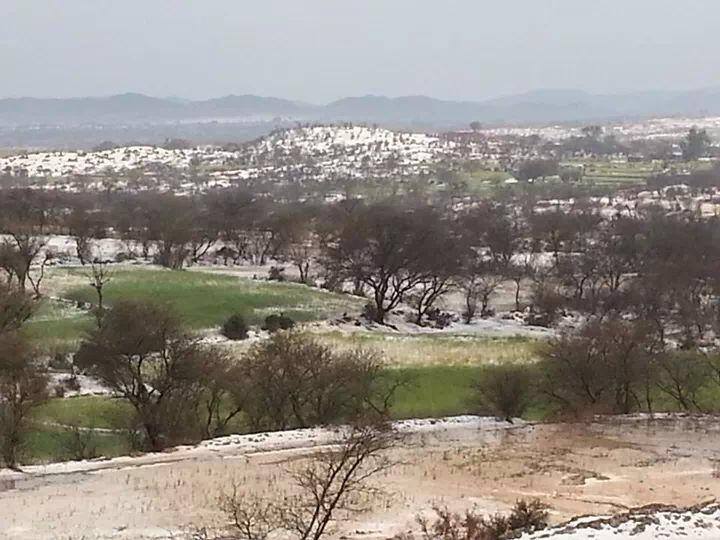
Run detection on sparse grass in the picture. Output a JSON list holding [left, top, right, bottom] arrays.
[[315, 331, 539, 366], [462, 169, 513, 194], [57, 267, 363, 329]]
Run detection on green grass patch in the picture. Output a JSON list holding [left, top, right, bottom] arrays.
[[31, 395, 133, 430], [21, 299, 94, 352], [60, 267, 363, 329], [389, 365, 481, 418], [23, 427, 130, 464]]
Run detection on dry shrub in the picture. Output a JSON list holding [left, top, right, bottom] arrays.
[[412, 499, 548, 540], [474, 364, 532, 421]]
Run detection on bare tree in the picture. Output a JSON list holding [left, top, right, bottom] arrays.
[[654, 351, 710, 412], [74, 300, 213, 450], [322, 204, 447, 323], [238, 332, 401, 431], [218, 421, 398, 540], [85, 260, 113, 327], [460, 261, 503, 323], [0, 333, 48, 469], [0, 286, 35, 335], [538, 319, 661, 415]]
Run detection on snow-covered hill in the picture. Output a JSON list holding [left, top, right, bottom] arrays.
[[0, 145, 236, 178], [0, 126, 458, 184]]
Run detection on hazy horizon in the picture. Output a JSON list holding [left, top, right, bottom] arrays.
[[2, 0, 718, 102]]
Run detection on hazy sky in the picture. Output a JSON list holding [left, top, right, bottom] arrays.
[[1, 0, 717, 102]]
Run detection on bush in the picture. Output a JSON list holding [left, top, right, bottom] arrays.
[[114, 252, 133, 263], [507, 499, 549, 532], [537, 319, 656, 416], [415, 499, 547, 540], [237, 332, 399, 431], [221, 313, 249, 340], [263, 313, 295, 333], [361, 302, 380, 322], [528, 284, 565, 327], [474, 364, 532, 421], [59, 424, 100, 461], [268, 266, 286, 282], [49, 352, 72, 371], [61, 375, 81, 392]]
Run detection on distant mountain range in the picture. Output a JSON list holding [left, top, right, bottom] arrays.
[[2, 88, 720, 130]]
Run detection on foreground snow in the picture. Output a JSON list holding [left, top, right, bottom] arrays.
[[520, 503, 720, 539], [0, 415, 522, 480]]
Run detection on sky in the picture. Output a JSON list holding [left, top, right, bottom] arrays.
[[1, 0, 718, 103]]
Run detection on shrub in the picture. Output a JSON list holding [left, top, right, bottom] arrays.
[[268, 266, 286, 282], [263, 313, 295, 333], [528, 284, 565, 327], [114, 252, 133, 263], [362, 302, 380, 322], [474, 364, 532, 421], [537, 319, 657, 416], [414, 499, 547, 540], [221, 313, 249, 340], [237, 332, 400, 431], [59, 424, 100, 461], [62, 375, 81, 392], [507, 498, 549, 532], [49, 352, 72, 371]]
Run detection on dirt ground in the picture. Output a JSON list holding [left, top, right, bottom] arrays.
[[1, 415, 719, 539]]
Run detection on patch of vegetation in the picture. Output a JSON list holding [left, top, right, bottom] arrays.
[[59, 267, 362, 329], [23, 427, 130, 463], [20, 300, 94, 352], [315, 331, 539, 366], [31, 396, 132, 430], [221, 313, 249, 340]]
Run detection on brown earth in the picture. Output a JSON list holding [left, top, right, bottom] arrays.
[[1, 415, 718, 539]]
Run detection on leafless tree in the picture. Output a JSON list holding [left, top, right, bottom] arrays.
[[0, 333, 48, 468], [218, 421, 399, 540], [238, 332, 402, 431], [0, 286, 35, 335], [74, 300, 215, 450], [85, 259, 113, 327], [538, 319, 661, 415]]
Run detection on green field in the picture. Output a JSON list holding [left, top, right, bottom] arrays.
[[57, 267, 363, 329], [21, 360, 720, 465], [21, 300, 94, 353]]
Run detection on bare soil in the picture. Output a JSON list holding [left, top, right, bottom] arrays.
[[1, 415, 719, 539]]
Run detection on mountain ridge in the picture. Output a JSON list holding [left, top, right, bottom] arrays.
[[1, 87, 720, 128]]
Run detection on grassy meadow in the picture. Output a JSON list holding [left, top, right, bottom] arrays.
[[43, 266, 363, 331]]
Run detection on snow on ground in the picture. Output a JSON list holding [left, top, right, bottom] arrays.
[[483, 116, 720, 142], [519, 503, 720, 539], [316, 312, 553, 339], [0, 146, 236, 177], [0, 415, 518, 481], [0, 126, 457, 183], [2, 414, 719, 539], [49, 372, 112, 397]]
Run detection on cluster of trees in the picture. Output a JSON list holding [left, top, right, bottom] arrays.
[[6, 178, 720, 335], [478, 317, 720, 420], [73, 299, 401, 452]]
